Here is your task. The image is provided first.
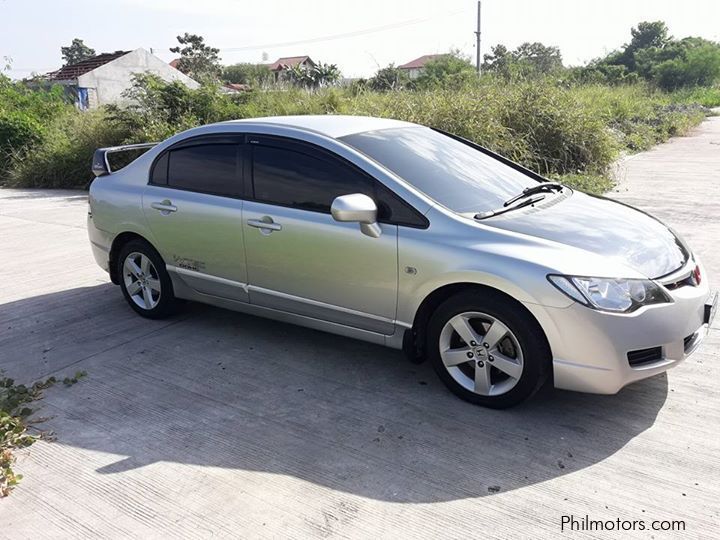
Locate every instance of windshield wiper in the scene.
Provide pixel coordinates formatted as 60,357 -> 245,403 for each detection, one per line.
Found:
474,194 -> 545,220
503,182 -> 564,207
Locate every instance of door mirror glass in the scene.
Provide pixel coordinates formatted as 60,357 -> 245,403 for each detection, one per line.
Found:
331,193 -> 381,238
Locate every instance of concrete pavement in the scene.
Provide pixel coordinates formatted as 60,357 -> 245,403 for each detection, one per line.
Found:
1,117 -> 719,538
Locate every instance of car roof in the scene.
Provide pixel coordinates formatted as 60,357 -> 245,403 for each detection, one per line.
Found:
220,115 -> 419,139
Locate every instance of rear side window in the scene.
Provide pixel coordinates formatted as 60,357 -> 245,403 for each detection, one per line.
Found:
252,145 -> 372,212
165,144 -> 239,197
151,153 -> 168,185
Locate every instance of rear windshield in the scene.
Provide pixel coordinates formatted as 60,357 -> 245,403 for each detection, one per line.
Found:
341,127 -> 538,213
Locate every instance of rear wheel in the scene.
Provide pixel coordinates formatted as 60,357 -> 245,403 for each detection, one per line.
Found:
427,290 -> 550,408
118,239 -> 179,319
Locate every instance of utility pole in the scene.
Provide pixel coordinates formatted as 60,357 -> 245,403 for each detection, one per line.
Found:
475,1 -> 482,75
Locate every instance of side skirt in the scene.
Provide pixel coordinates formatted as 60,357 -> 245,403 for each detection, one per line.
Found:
168,272 -> 404,349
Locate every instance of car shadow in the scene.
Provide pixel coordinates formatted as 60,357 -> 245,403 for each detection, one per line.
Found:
1,284 -> 668,503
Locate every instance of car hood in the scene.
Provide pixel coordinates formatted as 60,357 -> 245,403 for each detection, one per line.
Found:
482,191 -> 688,279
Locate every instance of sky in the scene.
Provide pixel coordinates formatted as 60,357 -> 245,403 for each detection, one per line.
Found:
2,0 -> 720,80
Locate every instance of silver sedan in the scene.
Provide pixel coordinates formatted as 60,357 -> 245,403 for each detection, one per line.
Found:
87,115 -> 717,408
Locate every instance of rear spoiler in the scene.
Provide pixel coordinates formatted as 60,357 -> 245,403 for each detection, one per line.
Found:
92,142 -> 158,177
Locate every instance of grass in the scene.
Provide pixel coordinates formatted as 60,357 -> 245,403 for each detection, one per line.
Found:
670,85 -> 720,108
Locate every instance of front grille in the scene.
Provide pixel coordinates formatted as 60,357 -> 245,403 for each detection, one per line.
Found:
627,346 -> 663,367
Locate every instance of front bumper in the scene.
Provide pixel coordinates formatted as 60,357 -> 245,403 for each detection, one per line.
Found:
527,276 -> 713,394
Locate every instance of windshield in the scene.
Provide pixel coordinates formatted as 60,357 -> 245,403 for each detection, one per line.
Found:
341,127 -> 539,213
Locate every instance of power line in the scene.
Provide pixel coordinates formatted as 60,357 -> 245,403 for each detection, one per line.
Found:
151,8 -> 467,53
8,8 -> 470,75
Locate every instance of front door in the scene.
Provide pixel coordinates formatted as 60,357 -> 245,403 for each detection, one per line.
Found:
242,137 -> 398,334
142,138 -> 248,301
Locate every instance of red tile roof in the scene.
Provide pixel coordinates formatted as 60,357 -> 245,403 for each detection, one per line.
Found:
46,51 -> 131,81
397,54 -> 445,70
267,56 -> 314,71
224,83 -> 251,92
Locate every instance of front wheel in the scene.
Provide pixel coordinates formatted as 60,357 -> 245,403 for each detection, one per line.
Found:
118,239 -> 179,319
427,290 -> 550,408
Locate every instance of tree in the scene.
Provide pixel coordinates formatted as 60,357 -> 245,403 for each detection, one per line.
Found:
610,21 -> 671,71
483,42 -> 562,77
222,63 -> 273,87
593,21 -> 720,89
170,33 -> 221,81
313,63 -> 341,87
513,42 -> 563,73
61,39 -> 95,66
286,62 -> 341,89
481,44 -> 511,74
652,42 -> 720,90
369,64 -> 409,91
415,51 -> 476,89
629,21 -> 670,51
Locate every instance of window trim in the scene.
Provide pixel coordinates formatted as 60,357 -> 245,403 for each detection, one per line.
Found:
247,134 -> 429,229
148,134 -> 246,199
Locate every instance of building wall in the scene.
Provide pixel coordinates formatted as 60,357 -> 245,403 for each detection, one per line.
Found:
401,68 -> 423,80
76,48 -> 199,108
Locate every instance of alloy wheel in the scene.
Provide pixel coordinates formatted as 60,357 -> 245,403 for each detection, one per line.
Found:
438,311 -> 524,396
122,252 -> 161,310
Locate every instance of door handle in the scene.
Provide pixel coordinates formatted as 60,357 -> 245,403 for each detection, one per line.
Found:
247,218 -> 282,232
151,200 -> 177,213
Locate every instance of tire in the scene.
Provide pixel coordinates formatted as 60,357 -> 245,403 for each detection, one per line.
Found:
117,239 -> 179,319
426,289 -> 550,408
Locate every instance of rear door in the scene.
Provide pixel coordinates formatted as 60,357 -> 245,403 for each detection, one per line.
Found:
142,135 -> 249,301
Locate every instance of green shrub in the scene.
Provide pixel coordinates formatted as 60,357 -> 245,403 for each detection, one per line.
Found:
653,44 -> 720,91
5,110 -> 130,189
0,76 -> 71,180
0,112 -> 43,178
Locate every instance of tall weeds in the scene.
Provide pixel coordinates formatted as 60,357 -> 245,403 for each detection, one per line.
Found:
2,77 -> 713,192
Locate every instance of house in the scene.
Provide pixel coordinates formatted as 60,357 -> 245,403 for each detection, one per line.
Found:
267,55 -> 316,81
397,54 -> 445,79
44,48 -> 199,110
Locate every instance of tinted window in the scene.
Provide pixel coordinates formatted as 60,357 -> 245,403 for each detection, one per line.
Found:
342,127 -> 538,213
167,144 -> 239,196
151,153 -> 168,185
252,145 -> 373,212
375,182 -> 427,228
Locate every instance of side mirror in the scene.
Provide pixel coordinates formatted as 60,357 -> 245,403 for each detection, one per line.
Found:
331,193 -> 382,238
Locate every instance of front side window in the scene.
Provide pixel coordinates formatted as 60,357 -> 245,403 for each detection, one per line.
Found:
166,144 -> 239,197
252,145 -> 372,212
341,127 -> 539,214
251,143 -> 427,227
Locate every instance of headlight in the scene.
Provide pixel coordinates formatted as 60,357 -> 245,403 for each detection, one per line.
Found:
547,275 -> 672,313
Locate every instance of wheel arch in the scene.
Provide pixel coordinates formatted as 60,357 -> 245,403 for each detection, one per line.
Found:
406,282 -> 553,366
108,232 -> 161,285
